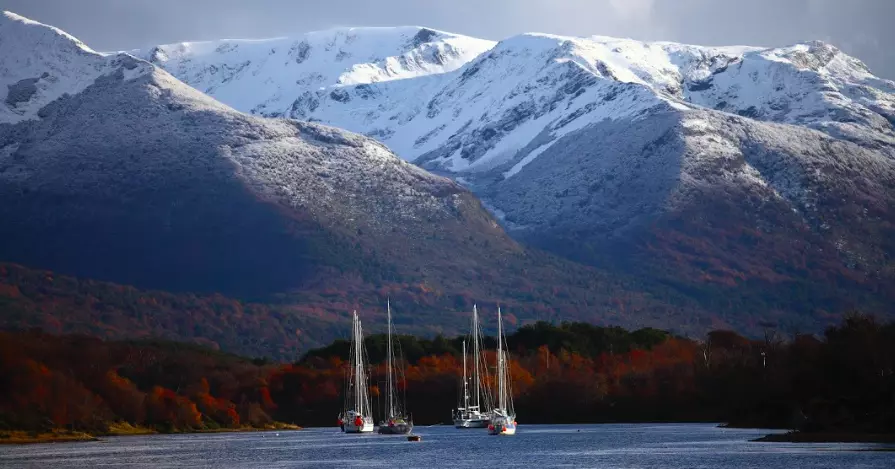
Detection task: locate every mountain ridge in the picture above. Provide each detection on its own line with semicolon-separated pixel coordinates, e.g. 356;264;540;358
134;22;895;329
133;25;495;119
134;27;895;167
1;12;764;355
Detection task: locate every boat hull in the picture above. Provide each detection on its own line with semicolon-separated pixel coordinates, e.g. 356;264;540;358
343;421;374;433
487;421;517;435
454;418;490;428
377;422;413;434
488;414;517;435
342;413;375;433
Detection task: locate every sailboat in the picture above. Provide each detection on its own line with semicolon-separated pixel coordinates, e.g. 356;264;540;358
453;305;492;428
338;311;375;433
377;300;413;435
488;307;517;435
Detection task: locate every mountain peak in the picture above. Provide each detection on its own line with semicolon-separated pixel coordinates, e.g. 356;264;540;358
306;25;449;40
141;24;890;175
132;25;495;117
1;11;96;54
2;12;895;347
4;14;719;346
0;11;156;124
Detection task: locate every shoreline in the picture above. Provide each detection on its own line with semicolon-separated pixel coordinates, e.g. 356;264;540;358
0;431;99;445
0;423;302;445
753;431;895;444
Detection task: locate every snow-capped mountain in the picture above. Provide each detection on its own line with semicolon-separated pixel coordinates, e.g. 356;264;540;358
139;30;895;174
0;11;474;297
0;11;157;124
0;14;503;291
141;25;895;322
134;27;494;120
3;11;747;348
2;12;515;297
2;11;893;346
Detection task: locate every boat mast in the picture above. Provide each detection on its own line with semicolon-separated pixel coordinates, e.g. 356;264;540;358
497;307;506;412
344;314;353;416
462;339;470;411
353;311;361;414
386;299;395;419
356;311;371;418
473;304;481;410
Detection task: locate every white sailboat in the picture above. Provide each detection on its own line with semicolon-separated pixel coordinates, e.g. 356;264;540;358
453;304;492;428
339;311;375;433
488;307;517;435
377;300;413;434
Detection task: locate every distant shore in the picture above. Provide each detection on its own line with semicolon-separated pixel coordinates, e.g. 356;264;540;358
719;422;895;445
0;431;99;445
754;431;895;444
0;422;302;445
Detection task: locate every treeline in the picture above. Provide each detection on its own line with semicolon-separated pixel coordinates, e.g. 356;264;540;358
0;332;280;435
300;322;671;364
2;315;893;437
710;314;895;434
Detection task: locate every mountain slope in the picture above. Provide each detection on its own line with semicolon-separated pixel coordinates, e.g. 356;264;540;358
0;11;145;124
0;13;510;301
1;12;756;351
141;26;895;325
0;262;337;358
459;39;895;317
485;109;895;318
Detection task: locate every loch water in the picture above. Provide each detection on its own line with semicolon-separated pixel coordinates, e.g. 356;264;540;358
2;423;893;468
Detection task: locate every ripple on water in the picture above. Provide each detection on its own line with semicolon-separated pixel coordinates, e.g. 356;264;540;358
1;424;893;469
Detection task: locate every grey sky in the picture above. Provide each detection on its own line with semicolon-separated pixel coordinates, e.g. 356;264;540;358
3;0;893;79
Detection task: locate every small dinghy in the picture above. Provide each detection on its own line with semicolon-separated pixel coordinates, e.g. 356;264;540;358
407;435;421;442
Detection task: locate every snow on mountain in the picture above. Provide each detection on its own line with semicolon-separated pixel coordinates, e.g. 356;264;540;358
5;12;734;344
133;27;495;119
491;103;895;304
0;11;156;124
13;12;792;347
3;12;894;338
142;28;895;179
0;12;491;299
126;26;895;318
675;40;895;148
151;25;895;308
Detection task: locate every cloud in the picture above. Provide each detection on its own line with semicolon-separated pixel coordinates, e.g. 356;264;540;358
609;0;655;19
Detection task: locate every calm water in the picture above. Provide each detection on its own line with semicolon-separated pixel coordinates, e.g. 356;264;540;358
1;424;893;468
